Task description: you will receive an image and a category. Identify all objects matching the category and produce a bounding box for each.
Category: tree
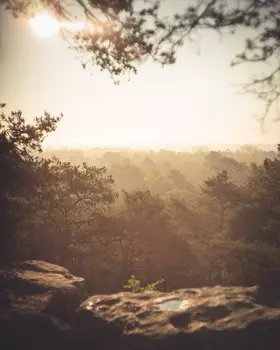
[0,108,118,269]
[1,0,169,79]
[227,145,280,246]
[167,169,188,189]
[28,156,117,265]
[202,170,242,232]
[109,161,145,191]
[233,156,280,245]
[0,109,62,262]
[1,0,279,114]
[140,156,157,180]
[168,196,206,239]
[104,189,194,290]
[205,151,249,185]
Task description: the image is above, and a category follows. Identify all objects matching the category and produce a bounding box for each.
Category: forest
[1,0,280,298]
[1,109,280,294]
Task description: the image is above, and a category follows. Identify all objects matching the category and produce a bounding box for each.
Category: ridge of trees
[1,109,280,292]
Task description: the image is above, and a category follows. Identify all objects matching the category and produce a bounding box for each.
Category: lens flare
[29,12,60,38]
[29,11,103,38]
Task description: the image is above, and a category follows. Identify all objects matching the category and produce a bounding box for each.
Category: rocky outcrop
[0,260,85,350]
[78,286,280,350]
[2,261,280,350]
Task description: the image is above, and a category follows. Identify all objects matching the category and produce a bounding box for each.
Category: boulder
[2,262,280,350]
[78,285,280,350]
[0,260,85,350]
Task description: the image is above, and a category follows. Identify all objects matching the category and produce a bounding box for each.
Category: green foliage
[124,275,143,293]
[124,275,165,293]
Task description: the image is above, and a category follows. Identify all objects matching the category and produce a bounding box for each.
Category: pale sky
[0,1,279,150]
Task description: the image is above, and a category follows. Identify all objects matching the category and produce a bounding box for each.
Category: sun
[29,12,60,38]
[28,12,103,38]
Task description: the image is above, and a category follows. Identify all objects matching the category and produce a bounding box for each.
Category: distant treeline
[1,110,280,293]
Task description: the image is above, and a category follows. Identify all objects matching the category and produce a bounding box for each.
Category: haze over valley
[1,3,280,348]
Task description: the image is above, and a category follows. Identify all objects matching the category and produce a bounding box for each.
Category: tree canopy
[1,0,279,116]
[2,105,280,291]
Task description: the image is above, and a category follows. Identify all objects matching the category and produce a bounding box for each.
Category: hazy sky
[0,1,279,149]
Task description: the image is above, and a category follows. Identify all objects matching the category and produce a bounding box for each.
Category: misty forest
[1,0,280,294]
[2,114,280,293]
[1,1,280,347]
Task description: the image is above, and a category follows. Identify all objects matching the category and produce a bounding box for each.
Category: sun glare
[28,12,100,38]
[29,12,60,38]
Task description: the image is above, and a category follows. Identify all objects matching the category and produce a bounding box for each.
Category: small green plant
[124,275,165,293]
